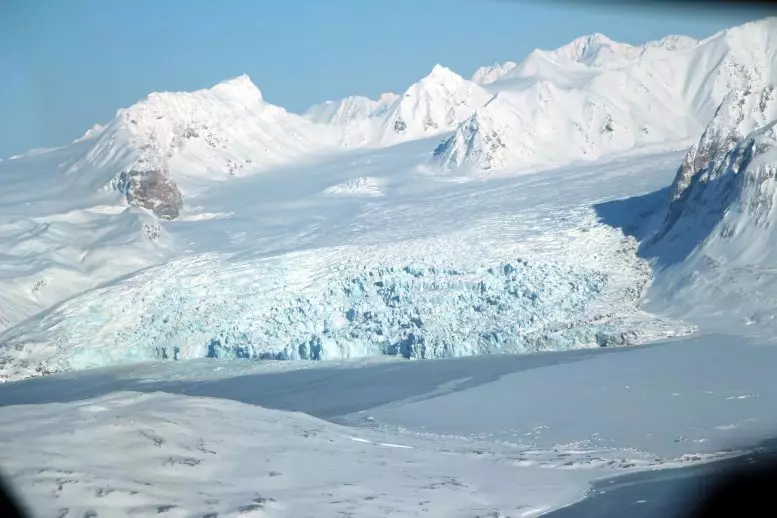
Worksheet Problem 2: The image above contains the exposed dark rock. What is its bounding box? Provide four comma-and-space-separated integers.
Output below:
114, 169, 183, 220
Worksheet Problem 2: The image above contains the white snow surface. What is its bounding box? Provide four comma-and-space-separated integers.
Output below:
0, 390, 613, 518
322, 176, 386, 197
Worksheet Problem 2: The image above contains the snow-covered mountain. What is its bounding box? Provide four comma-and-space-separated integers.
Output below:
79, 75, 339, 218
434, 17, 777, 173
638, 84, 777, 336
654, 84, 777, 260
0, 76, 342, 333
432, 79, 687, 172
11, 75, 339, 223
304, 92, 399, 125
305, 65, 492, 148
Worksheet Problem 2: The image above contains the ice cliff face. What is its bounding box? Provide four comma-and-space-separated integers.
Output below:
0, 220, 688, 382
0, 255, 604, 379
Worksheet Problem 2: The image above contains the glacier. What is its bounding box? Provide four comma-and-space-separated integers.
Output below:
0, 231, 688, 380
0, 122, 695, 380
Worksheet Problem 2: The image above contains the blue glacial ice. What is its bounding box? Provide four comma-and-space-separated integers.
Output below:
183, 259, 609, 362
0, 247, 690, 379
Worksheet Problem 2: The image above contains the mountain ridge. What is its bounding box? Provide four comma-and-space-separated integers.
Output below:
433, 17, 777, 173
6, 17, 777, 208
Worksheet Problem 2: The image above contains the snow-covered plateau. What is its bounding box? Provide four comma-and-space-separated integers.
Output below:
1, 15, 777, 518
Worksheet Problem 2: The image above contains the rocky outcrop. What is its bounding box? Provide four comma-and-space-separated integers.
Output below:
114, 169, 183, 220
662, 85, 777, 235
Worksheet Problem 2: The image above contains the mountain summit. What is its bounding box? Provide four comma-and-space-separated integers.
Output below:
433, 19, 777, 173
376, 64, 492, 145
305, 64, 492, 148
65, 76, 338, 218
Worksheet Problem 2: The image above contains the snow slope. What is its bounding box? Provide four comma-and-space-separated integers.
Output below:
0, 134, 177, 333
431, 81, 685, 172
434, 18, 777, 173
0, 389, 610, 518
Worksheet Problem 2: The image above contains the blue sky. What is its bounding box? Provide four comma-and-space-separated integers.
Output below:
0, 0, 768, 158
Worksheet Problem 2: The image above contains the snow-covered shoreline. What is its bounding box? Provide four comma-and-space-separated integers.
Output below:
2, 333, 777, 517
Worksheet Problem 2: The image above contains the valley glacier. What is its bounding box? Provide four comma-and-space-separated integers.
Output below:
0, 217, 688, 379
0, 141, 694, 380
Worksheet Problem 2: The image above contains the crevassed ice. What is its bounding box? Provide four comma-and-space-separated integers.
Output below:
0, 251, 644, 375
0, 209, 694, 380
186, 259, 610, 362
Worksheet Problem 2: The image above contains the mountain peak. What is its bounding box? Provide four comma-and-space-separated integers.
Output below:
210, 74, 264, 103
377, 92, 400, 105
550, 32, 631, 65
471, 61, 519, 85
586, 32, 615, 43
653, 34, 698, 51
568, 32, 620, 49
422, 64, 464, 84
